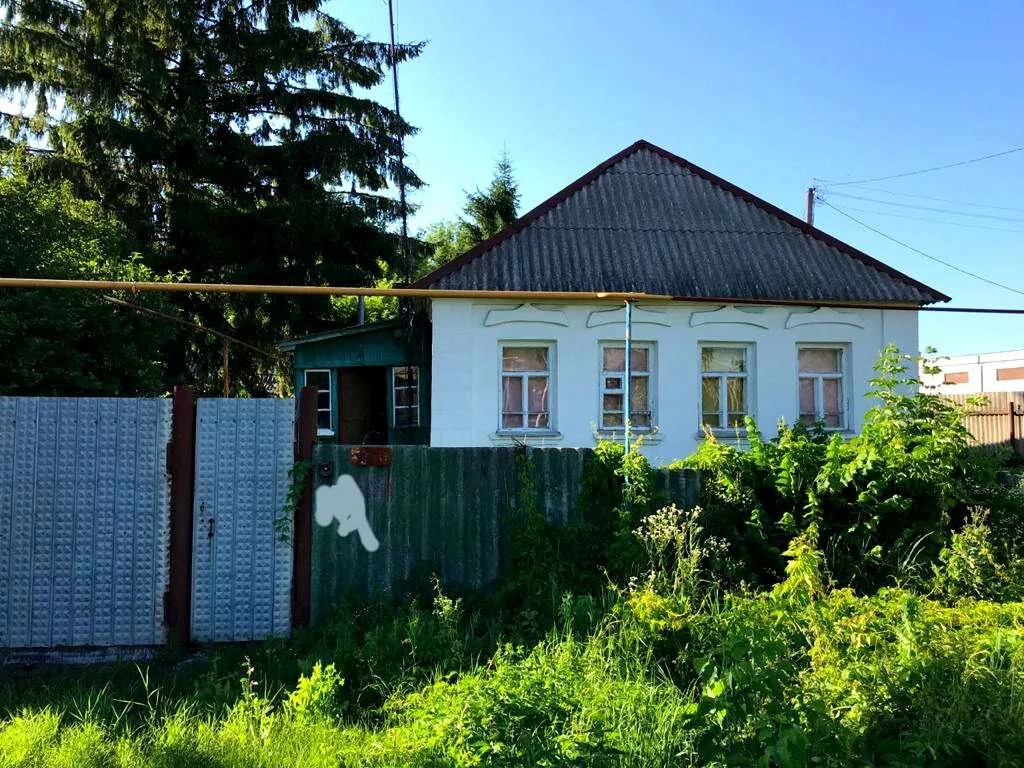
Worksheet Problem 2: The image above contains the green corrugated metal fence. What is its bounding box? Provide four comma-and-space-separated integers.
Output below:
310, 445, 698, 621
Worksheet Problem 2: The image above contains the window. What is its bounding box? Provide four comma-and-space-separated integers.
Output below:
944, 371, 969, 385
304, 369, 332, 434
500, 345, 552, 430
700, 345, 751, 429
996, 367, 1024, 381
798, 346, 847, 429
392, 366, 420, 427
600, 343, 653, 430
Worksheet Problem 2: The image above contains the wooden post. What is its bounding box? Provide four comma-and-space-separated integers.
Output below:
806, 187, 816, 226
291, 386, 317, 629
222, 340, 230, 397
165, 386, 197, 647
1011, 402, 1019, 455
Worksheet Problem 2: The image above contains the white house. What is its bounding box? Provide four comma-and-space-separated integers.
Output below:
408, 140, 948, 464
920, 349, 1024, 395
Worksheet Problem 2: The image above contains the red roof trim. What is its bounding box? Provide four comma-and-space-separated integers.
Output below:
413, 139, 951, 304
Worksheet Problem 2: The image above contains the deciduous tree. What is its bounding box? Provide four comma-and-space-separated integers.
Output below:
0, 170, 175, 395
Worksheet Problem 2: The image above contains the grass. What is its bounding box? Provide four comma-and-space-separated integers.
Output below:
4, 569, 1024, 767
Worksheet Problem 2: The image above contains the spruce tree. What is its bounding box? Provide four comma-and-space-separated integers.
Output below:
0, 0, 421, 393
421, 152, 520, 273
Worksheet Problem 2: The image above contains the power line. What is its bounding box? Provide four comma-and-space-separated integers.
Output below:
833, 185, 1024, 215
816, 198, 1024, 299
832, 205, 1024, 235
815, 144, 1024, 187
822, 191, 1024, 224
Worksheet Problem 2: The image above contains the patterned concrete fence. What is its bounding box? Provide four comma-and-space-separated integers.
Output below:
0, 391, 310, 651
190, 398, 296, 642
0, 397, 172, 648
310, 445, 699, 622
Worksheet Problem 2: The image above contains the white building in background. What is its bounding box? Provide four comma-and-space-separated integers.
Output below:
921, 350, 1024, 395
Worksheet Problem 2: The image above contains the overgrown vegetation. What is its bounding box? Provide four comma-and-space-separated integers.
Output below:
681, 345, 1015, 592
4, 347, 1024, 766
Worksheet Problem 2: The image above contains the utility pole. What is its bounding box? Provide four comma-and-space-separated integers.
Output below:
806, 186, 816, 226
388, 0, 412, 285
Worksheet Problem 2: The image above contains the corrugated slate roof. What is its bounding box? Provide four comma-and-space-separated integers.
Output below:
413, 141, 949, 305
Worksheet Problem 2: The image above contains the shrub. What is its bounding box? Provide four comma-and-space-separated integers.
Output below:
683, 345, 1004, 591
286, 663, 344, 724
932, 508, 1024, 603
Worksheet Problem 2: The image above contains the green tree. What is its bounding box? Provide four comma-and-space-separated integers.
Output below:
0, 170, 175, 395
0, 0, 422, 394
420, 152, 519, 274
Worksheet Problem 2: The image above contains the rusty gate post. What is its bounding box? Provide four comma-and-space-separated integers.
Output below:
166, 386, 197, 647
291, 386, 317, 629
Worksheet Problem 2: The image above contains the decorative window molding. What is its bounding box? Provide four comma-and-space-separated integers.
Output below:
699, 343, 755, 431
391, 365, 420, 428
498, 343, 555, 433
484, 304, 569, 327
689, 305, 770, 329
785, 307, 865, 330
585, 305, 672, 328
797, 344, 850, 430
598, 342, 654, 431
303, 369, 333, 436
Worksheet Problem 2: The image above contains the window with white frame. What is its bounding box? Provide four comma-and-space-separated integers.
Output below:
798, 346, 847, 429
303, 369, 332, 434
500, 344, 552, 430
700, 345, 752, 429
392, 366, 420, 428
600, 343, 653, 430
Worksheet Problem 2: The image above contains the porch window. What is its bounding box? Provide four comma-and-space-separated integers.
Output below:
798, 346, 847, 429
500, 344, 553, 430
700, 344, 752, 430
600, 343, 653, 430
392, 365, 420, 428
303, 369, 332, 435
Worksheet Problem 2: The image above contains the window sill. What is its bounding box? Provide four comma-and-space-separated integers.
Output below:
695, 429, 749, 443
594, 430, 664, 444
316, 429, 335, 438
489, 430, 564, 445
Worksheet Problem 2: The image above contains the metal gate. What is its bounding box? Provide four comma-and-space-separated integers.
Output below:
0, 397, 171, 648
190, 398, 295, 642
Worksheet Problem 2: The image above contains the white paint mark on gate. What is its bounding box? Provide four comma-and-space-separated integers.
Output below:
314, 475, 378, 552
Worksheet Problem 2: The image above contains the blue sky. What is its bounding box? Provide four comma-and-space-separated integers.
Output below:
340, 1, 1024, 355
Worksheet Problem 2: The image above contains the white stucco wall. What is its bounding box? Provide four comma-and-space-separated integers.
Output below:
919, 349, 1024, 394
430, 299, 919, 465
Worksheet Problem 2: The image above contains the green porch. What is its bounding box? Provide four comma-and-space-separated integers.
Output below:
281, 314, 430, 445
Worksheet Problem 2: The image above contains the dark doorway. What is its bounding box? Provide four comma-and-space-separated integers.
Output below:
338, 366, 389, 444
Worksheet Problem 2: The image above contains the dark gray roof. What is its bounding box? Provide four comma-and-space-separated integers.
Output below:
279, 318, 402, 350
414, 141, 948, 305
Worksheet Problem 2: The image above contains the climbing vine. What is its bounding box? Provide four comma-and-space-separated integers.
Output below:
273, 459, 312, 544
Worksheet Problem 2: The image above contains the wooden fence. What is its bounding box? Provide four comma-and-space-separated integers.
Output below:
310, 445, 700, 622
946, 392, 1024, 454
